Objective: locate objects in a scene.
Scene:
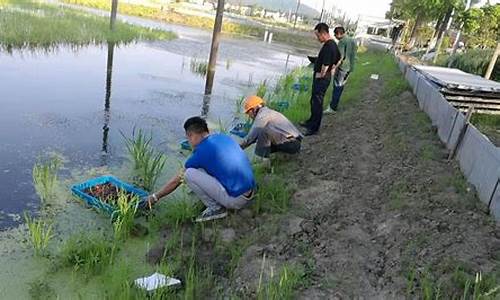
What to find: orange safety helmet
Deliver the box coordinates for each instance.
[244,95,265,113]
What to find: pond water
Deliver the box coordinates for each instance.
[0,19,307,229]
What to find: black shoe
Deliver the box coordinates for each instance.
[304,129,318,136]
[299,121,310,128]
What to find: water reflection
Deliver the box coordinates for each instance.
[101,42,115,166]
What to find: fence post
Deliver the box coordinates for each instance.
[484,43,500,80]
[488,178,500,211]
[448,107,473,161]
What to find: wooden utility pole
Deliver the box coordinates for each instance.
[204,0,225,98]
[110,0,118,30]
[293,0,301,29]
[484,42,500,80]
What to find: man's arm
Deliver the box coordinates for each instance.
[144,172,183,208]
[315,64,331,78]
[240,117,265,149]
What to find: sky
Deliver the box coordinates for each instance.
[303,0,393,19]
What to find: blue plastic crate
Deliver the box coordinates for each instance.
[277,101,290,110]
[180,139,192,151]
[71,175,148,217]
[292,83,309,92]
[230,122,252,138]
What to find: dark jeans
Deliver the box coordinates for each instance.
[329,69,349,111]
[255,137,302,158]
[305,77,330,132]
[329,85,344,110]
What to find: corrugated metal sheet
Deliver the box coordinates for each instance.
[412,65,500,114]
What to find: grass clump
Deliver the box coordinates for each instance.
[0,0,175,51]
[256,259,304,300]
[32,154,62,203]
[122,128,167,192]
[61,233,117,275]
[24,213,54,256]
[253,168,292,214]
[112,191,139,240]
[190,57,208,76]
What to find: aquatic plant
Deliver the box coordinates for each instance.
[24,213,54,256]
[61,233,116,275]
[235,95,245,114]
[190,57,208,76]
[217,118,229,134]
[112,191,139,240]
[32,155,62,203]
[256,80,268,98]
[122,128,167,192]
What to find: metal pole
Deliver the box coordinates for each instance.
[204,0,225,97]
[484,42,500,80]
[110,0,118,31]
[293,0,300,29]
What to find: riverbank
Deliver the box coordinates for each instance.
[0,0,175,51]
[61,0,317,50]
[2,49,499,298]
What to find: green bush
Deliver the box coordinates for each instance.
[444,49,499,81]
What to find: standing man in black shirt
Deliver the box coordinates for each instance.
[300,23,341,136]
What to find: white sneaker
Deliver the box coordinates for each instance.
[323,107,336,114]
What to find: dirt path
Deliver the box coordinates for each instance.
[239,74,500,298]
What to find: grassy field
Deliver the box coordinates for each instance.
[62,0,317,49]
[0,0,175,51]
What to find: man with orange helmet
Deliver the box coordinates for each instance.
[240,95,302,161]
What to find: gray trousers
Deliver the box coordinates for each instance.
[184,168,249,211]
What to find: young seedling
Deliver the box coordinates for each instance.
[112,190,139,240]
[24,213,54,256]
[122,128,167,192]
[32,155,62,203]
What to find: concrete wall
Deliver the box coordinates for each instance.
[396,56,500,220]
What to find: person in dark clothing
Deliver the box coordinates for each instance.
[300,23,341,136]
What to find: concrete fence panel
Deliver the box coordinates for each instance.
[456,125,500,207]
[436,100,458,145]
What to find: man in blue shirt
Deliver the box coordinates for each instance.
[142,117,256,222]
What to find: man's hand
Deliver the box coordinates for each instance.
[138,194,158,210]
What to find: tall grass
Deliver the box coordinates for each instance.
[0,0,175,51]
[32,155,62,203]
[24,213,54,256]
[253,167,292,214]
[122,128,167,192]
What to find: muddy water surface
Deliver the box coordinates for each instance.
[0,31,306,228]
